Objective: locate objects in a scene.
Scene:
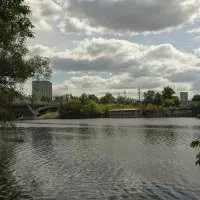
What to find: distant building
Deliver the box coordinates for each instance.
[180,92,188,102]
[32,81,52,101]
[63,94,72,101]
[54,94,72,102]
[109,109,143,118]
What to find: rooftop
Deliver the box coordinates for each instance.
[109,108,141,112]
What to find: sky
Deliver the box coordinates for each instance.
[25,0,200,99]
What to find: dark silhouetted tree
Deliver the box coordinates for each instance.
[162,87,175,100]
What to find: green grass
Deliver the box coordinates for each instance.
[37,112,59,119]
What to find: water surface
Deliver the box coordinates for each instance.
[1,118,200,199]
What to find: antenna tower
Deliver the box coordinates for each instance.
[138,87,141,102]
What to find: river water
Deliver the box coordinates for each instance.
[0,118,200,199]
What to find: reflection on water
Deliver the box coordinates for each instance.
[143,125,177,147]
[0,118,200,199]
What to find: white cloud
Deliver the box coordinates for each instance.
[59,0,200,35]
[52,73,192,97]
[192,36,200,40]
[48,38,199,77]
[26,0,62,30]
[188,27,200,34]
[29,44,56,57]
[31,38,200,95]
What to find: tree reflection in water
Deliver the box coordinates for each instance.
[143,125,177,147]
[0,130,24,199]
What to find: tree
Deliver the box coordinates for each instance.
[88,100,102,116]
[0,0,51,124]
[88,94,99,103]
[191,140,200,165]
[153,92,163,107]
[164,96,180,107]
[192,95,200,102]
[191,114,200,165]
[143,90,155,105]
[171,96,180,107]
[80,93,89,105]
[164,99,174,107]
[100,93,115,104]
[116,96,126,104]
[162,87,175,100]
[41,96,51,102]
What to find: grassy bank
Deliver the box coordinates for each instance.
[37,112,59,119]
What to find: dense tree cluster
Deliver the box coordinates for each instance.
[143,87,180,108]
[58,93,137,119]
[57,87,181,119]
[192,95,200,102]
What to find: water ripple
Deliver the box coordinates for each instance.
[1,118,200,199]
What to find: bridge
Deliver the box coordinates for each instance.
[11,99,58,119]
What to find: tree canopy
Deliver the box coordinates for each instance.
[100,93,115,104]
[143,90,155,105]
[192,95,200,102]
[162,87,175,100]
[0,0,51,123]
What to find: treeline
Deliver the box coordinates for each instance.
[143,86,180,107]
[57,87,181,119]
[59,93,137,119]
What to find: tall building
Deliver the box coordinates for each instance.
[32,81,52,101]
[180,92,188,102]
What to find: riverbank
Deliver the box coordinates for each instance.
[37,107,194,120]
[37,112,59,119]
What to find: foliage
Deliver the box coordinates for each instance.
[80,93,89,104]
[192,95,200,102]
[153,92,163,106]
[88,100,102,115]
[191,140,200,148]
[191,140,200,166]
[191,117,200,166]
[164,99,174,107]
[88,94,99,103]
[143,90,155,105]
[171,96,180,107]
[0,108,14,122]
[164,96,180,107]
[58,99,138,119]
[191,102,200,116]
[0,0,51,125]
[146,104,157,111]
[100,93,115,104]
[41,96,51,102]
[115,96,136,105]
[59,100,88,119]
[145,104,163,111]
[162,87,175,100]
[143,91,163,107]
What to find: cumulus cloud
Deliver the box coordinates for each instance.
[52,74,191,97]
[168,70,200,82]
[26,0,62,30]
[188,27,200,34]
[59,0,200,35]
[49,38,199,77]
[29,44,56,57]
[31,38,200,95]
